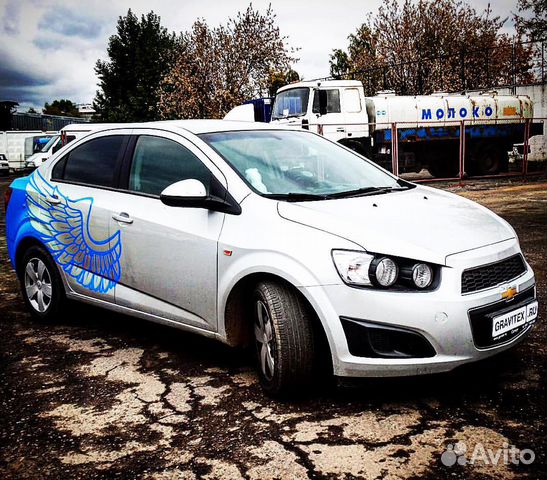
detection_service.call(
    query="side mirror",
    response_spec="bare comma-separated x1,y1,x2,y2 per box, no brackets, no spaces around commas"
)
160,178,241,215
313,89,328,116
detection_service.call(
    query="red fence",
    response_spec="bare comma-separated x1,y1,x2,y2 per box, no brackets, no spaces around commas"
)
313,117,546,185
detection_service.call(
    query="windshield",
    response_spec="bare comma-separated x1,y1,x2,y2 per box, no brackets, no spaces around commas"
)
200,130,411,199
271,88,310,119
40,135,60,153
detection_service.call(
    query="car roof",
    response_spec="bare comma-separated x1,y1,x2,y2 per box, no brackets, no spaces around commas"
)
62,120,284,136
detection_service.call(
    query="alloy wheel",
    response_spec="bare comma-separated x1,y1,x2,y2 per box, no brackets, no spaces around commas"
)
255,300,276,380
24,258,52,313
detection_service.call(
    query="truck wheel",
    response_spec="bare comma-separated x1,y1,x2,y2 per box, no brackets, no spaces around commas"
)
18,245,67,322
473,145,507,176
427,159,459,178
344,140,368,157
252,281,316,396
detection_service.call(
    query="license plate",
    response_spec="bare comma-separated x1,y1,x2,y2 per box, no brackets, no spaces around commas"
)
492,301,538,339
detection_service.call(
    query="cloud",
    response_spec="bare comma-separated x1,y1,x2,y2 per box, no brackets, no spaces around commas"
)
0,0,520,111
38,7,104,39
1,0,22,35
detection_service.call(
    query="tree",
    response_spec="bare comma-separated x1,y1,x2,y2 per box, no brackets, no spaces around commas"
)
27,107,37,114
43,99,80,117
514,0,547,41
332,0,535,95
94,10,177,122
158,5,298,119
267,68,300,96
329,49,350,79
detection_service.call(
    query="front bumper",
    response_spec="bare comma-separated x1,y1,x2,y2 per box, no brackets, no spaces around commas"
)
302,238,537,377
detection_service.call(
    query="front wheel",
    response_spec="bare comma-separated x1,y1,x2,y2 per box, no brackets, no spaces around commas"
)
19,245,67,321
253,281,316,396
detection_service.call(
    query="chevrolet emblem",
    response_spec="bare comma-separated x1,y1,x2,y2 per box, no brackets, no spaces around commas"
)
501,286,517,300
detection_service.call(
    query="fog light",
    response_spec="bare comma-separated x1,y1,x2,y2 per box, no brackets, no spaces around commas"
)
373,257,398,287
412,263,433,289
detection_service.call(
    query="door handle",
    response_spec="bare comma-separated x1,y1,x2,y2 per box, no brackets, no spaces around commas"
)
112,212,133,224
46,195,61,205
336,127,346,132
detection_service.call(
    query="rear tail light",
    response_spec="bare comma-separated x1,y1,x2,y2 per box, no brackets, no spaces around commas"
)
4,187,12,212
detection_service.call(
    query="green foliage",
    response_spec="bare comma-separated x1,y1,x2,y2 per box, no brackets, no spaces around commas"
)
43,99,80,117
94,9,177,122
268,69,300,96
329,49,350,79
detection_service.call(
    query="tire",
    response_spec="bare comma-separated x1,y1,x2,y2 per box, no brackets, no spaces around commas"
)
18,245,67,322
427,158,459,178
344,140,369,157
472,145,508,176
252,281,316,396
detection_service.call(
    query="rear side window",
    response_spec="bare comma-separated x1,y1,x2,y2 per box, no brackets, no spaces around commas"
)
51,154,68,180
128,135,211,196
344,88,362,113
62,136,125,187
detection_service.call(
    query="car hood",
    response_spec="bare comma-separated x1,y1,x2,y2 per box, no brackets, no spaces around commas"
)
277,186,515,265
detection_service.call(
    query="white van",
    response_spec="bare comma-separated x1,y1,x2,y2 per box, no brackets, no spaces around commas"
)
24,123,100,169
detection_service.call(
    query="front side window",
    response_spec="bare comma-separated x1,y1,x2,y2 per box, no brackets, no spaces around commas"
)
272,88,310,119
201,130,408,199
128,135,211,196
313,89,341,114
40,135,59,153
62,136,125,187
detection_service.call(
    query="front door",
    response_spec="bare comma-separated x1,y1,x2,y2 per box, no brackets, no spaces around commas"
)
110,130,225,331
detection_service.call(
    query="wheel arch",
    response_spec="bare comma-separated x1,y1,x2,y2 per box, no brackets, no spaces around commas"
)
14,235,47,277
222,271,333,373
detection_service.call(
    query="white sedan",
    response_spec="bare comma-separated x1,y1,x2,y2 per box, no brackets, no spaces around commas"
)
5,120,537,395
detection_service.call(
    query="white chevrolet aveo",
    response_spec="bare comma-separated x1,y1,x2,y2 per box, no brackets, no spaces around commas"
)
5,120,538,395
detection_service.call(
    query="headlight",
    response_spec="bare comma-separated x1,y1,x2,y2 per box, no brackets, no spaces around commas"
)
333,250,437,290
370,256,398,287
332,250,374,286
412,263,433,289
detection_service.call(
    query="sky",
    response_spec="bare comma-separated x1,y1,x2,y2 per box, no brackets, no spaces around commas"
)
0,0,523,111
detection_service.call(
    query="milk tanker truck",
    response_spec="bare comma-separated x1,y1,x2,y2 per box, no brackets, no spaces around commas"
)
262,80,543,177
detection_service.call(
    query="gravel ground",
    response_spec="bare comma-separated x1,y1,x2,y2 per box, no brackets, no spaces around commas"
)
0,173,545,480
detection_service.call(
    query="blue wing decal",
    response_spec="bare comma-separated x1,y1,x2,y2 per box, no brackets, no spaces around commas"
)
25,171,122,293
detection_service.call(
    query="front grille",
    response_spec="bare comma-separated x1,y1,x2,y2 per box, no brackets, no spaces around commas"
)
468,286,535,348
461,254,526,294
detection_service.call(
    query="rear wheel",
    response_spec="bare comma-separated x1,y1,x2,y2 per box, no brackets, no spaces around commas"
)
252,281,316,396
471,145,508,176
427,159,459,178
19,245,67,321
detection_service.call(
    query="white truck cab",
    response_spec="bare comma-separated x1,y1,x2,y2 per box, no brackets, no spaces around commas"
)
271,80,369,146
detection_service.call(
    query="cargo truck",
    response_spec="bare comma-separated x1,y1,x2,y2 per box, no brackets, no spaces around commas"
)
266,80,543,177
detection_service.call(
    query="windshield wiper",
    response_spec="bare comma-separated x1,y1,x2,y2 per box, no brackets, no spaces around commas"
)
326,186,411,199
264,192,328,202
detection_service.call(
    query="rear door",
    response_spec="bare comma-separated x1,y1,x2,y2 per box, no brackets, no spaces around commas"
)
39,131,130,302
110,129,225,331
